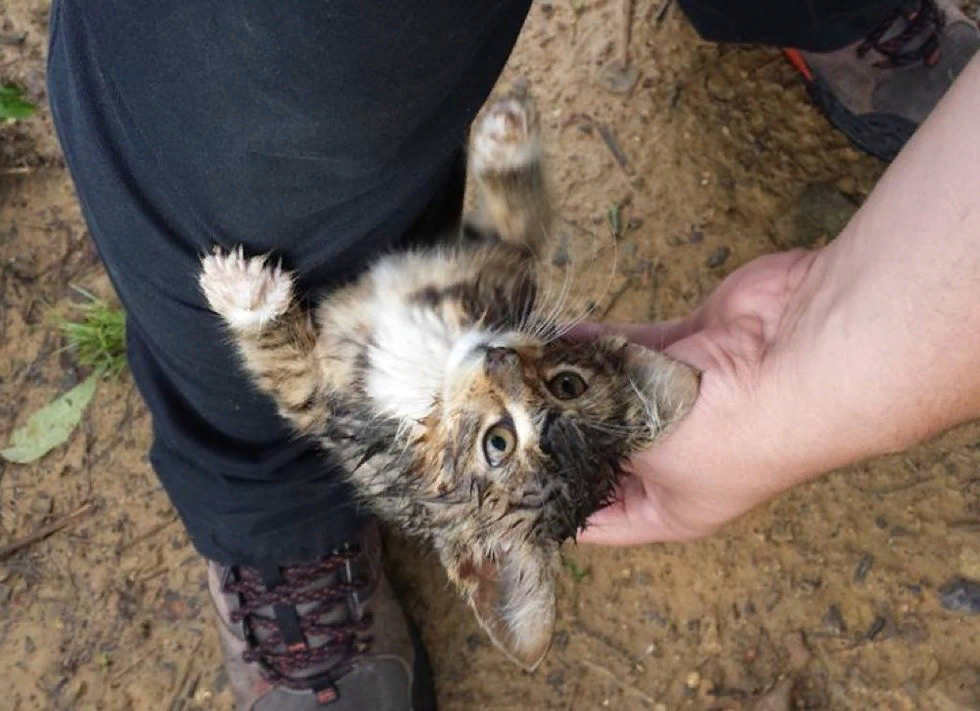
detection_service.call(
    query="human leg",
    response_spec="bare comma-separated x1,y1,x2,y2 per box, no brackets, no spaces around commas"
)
47,0,532,707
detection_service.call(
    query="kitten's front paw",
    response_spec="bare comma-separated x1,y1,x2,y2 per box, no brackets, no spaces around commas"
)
199,246,294,330
469,86,541,177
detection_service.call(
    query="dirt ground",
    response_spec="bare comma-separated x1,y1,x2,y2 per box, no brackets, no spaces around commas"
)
3,1,980,709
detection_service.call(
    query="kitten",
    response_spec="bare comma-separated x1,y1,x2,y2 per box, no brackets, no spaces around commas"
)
198,87,699,671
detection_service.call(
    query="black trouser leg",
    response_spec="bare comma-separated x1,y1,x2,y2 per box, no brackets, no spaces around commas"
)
47,0,532,567
678,0,918,51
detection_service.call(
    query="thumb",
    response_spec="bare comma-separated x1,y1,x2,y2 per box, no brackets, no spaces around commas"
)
577,475,691,546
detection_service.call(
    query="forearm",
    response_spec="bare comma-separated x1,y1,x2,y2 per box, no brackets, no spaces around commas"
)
768,53,980,483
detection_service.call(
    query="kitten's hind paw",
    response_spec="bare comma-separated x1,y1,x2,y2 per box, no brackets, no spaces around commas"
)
469,86,541,177
199,246,294,330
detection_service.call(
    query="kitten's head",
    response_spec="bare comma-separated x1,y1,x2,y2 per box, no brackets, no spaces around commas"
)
426,332,698,670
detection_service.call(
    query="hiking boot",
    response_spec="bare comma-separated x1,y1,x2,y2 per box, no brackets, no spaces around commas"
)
207,524,437,710
783,0,980,160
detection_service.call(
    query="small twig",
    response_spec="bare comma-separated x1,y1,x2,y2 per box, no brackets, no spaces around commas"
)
167,638,204,711
946,519,980,533
654,0,674,25
595,123,631,174
560,217,599,239
581,659,657,706
619,0,633,67
573,619,639,666
1,166,34,175
598,277,634,320
135,567,170,584
560,114,631,174
0,503,93,561
110,650,151,685
117,513,178,555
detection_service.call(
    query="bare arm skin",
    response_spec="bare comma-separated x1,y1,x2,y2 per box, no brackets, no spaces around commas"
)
581,54,980,545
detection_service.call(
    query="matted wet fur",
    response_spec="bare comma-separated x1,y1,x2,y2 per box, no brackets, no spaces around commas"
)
199,87,699,671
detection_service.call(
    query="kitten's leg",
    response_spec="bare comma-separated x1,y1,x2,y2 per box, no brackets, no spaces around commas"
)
467,87,553,256
199,247,328,434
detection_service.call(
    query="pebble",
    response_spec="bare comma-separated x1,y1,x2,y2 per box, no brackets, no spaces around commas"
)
705,73,737,102
864,615,888,640
685,670,701,692
938,576,980,614
854,553,874,583
958,548,980,580
705,246,730,269
835,176,857,195
597,62,641,95
192,688,213,706
31,495,53,515
776,182,858,247
822,604,847,635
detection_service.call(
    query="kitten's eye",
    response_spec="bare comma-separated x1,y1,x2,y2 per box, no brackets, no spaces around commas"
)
482,423,517,467
547,371,588,400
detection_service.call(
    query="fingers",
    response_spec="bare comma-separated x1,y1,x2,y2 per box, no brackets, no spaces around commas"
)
576,476,699,546
567,317,700,351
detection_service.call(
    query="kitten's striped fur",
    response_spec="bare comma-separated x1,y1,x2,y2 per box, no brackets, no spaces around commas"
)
200,88,699,671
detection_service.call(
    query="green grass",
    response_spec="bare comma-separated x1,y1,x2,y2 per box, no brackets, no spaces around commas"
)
563,556,591,583
0,84,36,121
57,287,128,377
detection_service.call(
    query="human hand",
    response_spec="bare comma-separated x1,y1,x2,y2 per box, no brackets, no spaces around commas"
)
578,249,821,545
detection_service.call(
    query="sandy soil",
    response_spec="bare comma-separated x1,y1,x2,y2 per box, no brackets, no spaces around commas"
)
3,1,980,710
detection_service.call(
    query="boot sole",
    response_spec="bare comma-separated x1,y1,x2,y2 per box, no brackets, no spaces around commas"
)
782,48,916,162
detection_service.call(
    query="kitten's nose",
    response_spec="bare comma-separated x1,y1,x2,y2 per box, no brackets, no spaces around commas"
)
485,347,520,369
484,347,522,385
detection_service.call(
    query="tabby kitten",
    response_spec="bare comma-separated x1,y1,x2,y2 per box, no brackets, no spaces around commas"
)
199,87,699,671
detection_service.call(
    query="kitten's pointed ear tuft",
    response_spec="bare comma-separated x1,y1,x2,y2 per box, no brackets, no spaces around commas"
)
443,548,556,671
626,344,700,430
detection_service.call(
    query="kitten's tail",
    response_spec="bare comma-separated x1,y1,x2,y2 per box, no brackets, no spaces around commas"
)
199,246,326,434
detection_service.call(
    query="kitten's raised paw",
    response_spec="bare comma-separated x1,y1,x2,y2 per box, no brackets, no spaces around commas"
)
469,88,541,177
199,246,294,330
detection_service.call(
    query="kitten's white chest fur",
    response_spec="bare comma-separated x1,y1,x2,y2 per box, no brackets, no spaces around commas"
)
362,255,488,422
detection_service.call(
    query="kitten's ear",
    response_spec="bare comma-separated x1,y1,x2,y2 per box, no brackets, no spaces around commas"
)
626,344,700,431
442,548,555,671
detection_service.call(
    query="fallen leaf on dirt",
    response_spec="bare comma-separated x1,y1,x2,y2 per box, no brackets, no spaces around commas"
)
1,373,98,463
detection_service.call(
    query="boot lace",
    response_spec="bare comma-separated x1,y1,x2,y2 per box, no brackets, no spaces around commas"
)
858,0,945,68
222,546,374,694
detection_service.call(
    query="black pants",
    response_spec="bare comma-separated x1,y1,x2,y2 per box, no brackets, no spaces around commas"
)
48,0,910,567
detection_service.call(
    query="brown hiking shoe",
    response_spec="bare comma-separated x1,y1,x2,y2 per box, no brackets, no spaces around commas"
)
783,0,979,160
207,525,436,710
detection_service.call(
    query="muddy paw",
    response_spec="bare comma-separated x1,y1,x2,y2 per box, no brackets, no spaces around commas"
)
199,246,294,330
469,87,541,177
